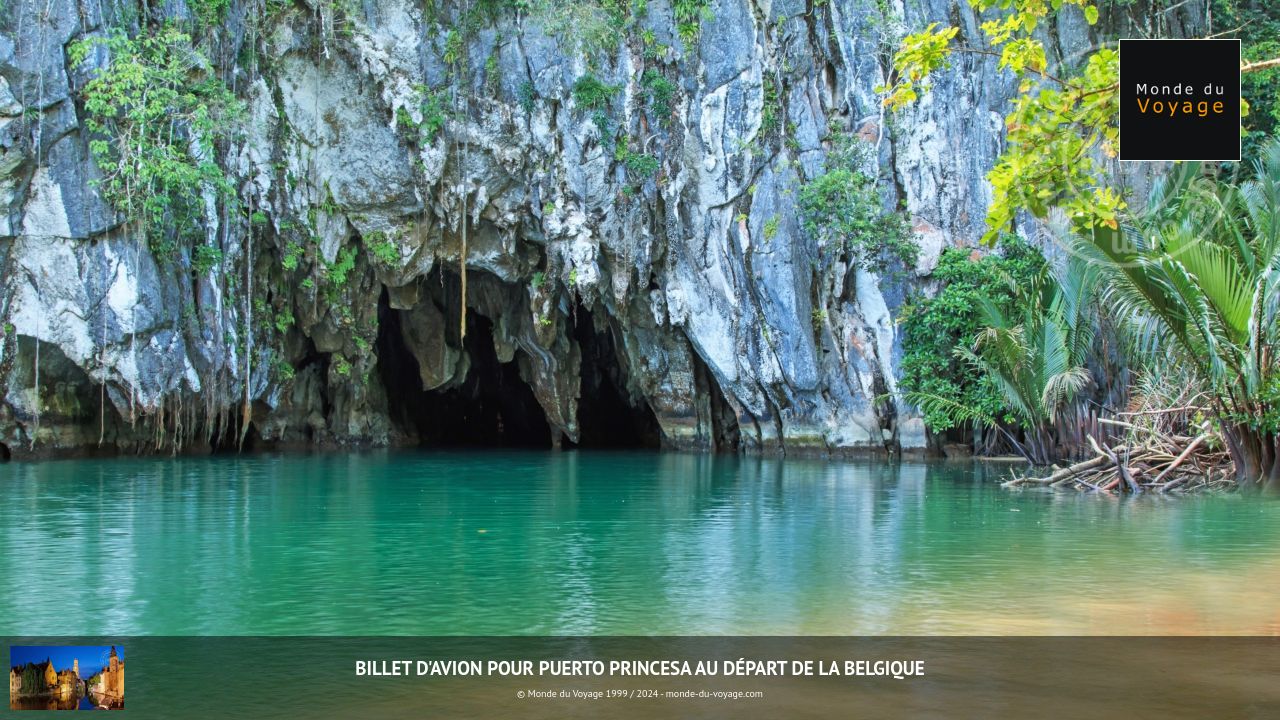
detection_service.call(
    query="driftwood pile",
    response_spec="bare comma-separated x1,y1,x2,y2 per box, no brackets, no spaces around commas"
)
1002,409,1235,494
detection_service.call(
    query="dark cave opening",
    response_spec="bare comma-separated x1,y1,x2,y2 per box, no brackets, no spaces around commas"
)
209,422,258,454
376,288,552,448
566,305,662,450
692,351,741,453
707,375,741,454
374,279,663,450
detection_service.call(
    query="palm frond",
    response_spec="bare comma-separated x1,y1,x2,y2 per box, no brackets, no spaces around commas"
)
1162,224,1252,343
1041,366,1091,421
902,391,997,429
956,345,1039,425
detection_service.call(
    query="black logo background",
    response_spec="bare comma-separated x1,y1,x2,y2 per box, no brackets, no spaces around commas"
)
1119,39,1241,161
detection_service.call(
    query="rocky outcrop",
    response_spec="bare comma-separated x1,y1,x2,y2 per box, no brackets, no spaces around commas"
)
0,0,1206,458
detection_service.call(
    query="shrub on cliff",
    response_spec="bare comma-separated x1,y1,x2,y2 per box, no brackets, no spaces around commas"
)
898,238,1046,444
799,130,916,272
70,25,242,257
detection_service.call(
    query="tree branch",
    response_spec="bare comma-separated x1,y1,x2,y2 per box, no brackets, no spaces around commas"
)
952,45,1073,88
1242,57,1280,75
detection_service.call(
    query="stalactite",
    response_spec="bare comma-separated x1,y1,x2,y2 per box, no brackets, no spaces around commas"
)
460,188,468,340
24,0,52,451
153,396,164,451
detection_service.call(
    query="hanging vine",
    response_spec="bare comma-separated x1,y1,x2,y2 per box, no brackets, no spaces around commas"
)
69,19,244,448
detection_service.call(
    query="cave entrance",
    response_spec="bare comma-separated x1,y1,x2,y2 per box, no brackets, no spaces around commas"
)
693,353,740,453
376,289,552,448
375,278,662,451
566,305,662,450
209,422,259,454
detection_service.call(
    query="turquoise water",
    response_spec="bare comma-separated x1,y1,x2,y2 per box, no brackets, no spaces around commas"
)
2,451,1279,635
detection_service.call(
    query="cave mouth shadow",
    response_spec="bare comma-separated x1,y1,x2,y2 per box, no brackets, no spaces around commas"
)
374,284,662,451
565,304,662,450
209,426,258,454
377,290,552,449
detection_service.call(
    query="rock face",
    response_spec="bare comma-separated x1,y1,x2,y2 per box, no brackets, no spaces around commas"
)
0,0,1204,458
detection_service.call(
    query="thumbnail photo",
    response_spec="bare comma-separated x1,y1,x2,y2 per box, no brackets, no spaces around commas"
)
10,646,124,711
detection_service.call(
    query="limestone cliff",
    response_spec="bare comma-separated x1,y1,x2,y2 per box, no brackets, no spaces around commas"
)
0,0,1205,458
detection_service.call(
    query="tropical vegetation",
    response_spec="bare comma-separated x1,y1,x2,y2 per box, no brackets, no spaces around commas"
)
799,130,916,271
884,1,1280,491
70,25,242,258
898,239,1046,442
904,249,1095,466
1073,145,1280,489
902,136,1280,490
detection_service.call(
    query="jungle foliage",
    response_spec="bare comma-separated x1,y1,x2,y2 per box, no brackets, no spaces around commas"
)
898,239,1046,435
1073,141,1280,489
70,25,243,257
1215,0,1280,170
885,1,1280,489
906,138,1280,486
906,255,1097,465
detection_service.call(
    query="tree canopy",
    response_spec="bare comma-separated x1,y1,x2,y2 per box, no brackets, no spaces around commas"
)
880,0,1280,244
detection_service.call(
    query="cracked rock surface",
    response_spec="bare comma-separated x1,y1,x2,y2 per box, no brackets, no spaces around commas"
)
0,0,1201,458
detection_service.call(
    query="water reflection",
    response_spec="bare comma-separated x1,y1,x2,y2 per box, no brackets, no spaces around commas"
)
1,452,1279,635
9,695,92,711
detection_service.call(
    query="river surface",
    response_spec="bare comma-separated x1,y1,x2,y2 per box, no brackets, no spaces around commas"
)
2,450,1279,636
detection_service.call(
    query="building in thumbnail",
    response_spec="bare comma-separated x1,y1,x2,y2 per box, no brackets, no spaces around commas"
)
55,659,80,697
11,651,97,700
94,647,123,704
7,661,58,697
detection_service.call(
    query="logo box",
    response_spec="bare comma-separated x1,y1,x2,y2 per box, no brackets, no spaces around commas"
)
1119,38,1241,162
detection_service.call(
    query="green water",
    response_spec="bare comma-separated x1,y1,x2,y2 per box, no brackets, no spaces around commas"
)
2,451,1279,636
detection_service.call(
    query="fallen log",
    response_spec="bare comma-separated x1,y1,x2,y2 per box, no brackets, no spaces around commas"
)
1003,455,1112,487
1042,455,1111,484
1152,434,1208,490
1003,436,1227,495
